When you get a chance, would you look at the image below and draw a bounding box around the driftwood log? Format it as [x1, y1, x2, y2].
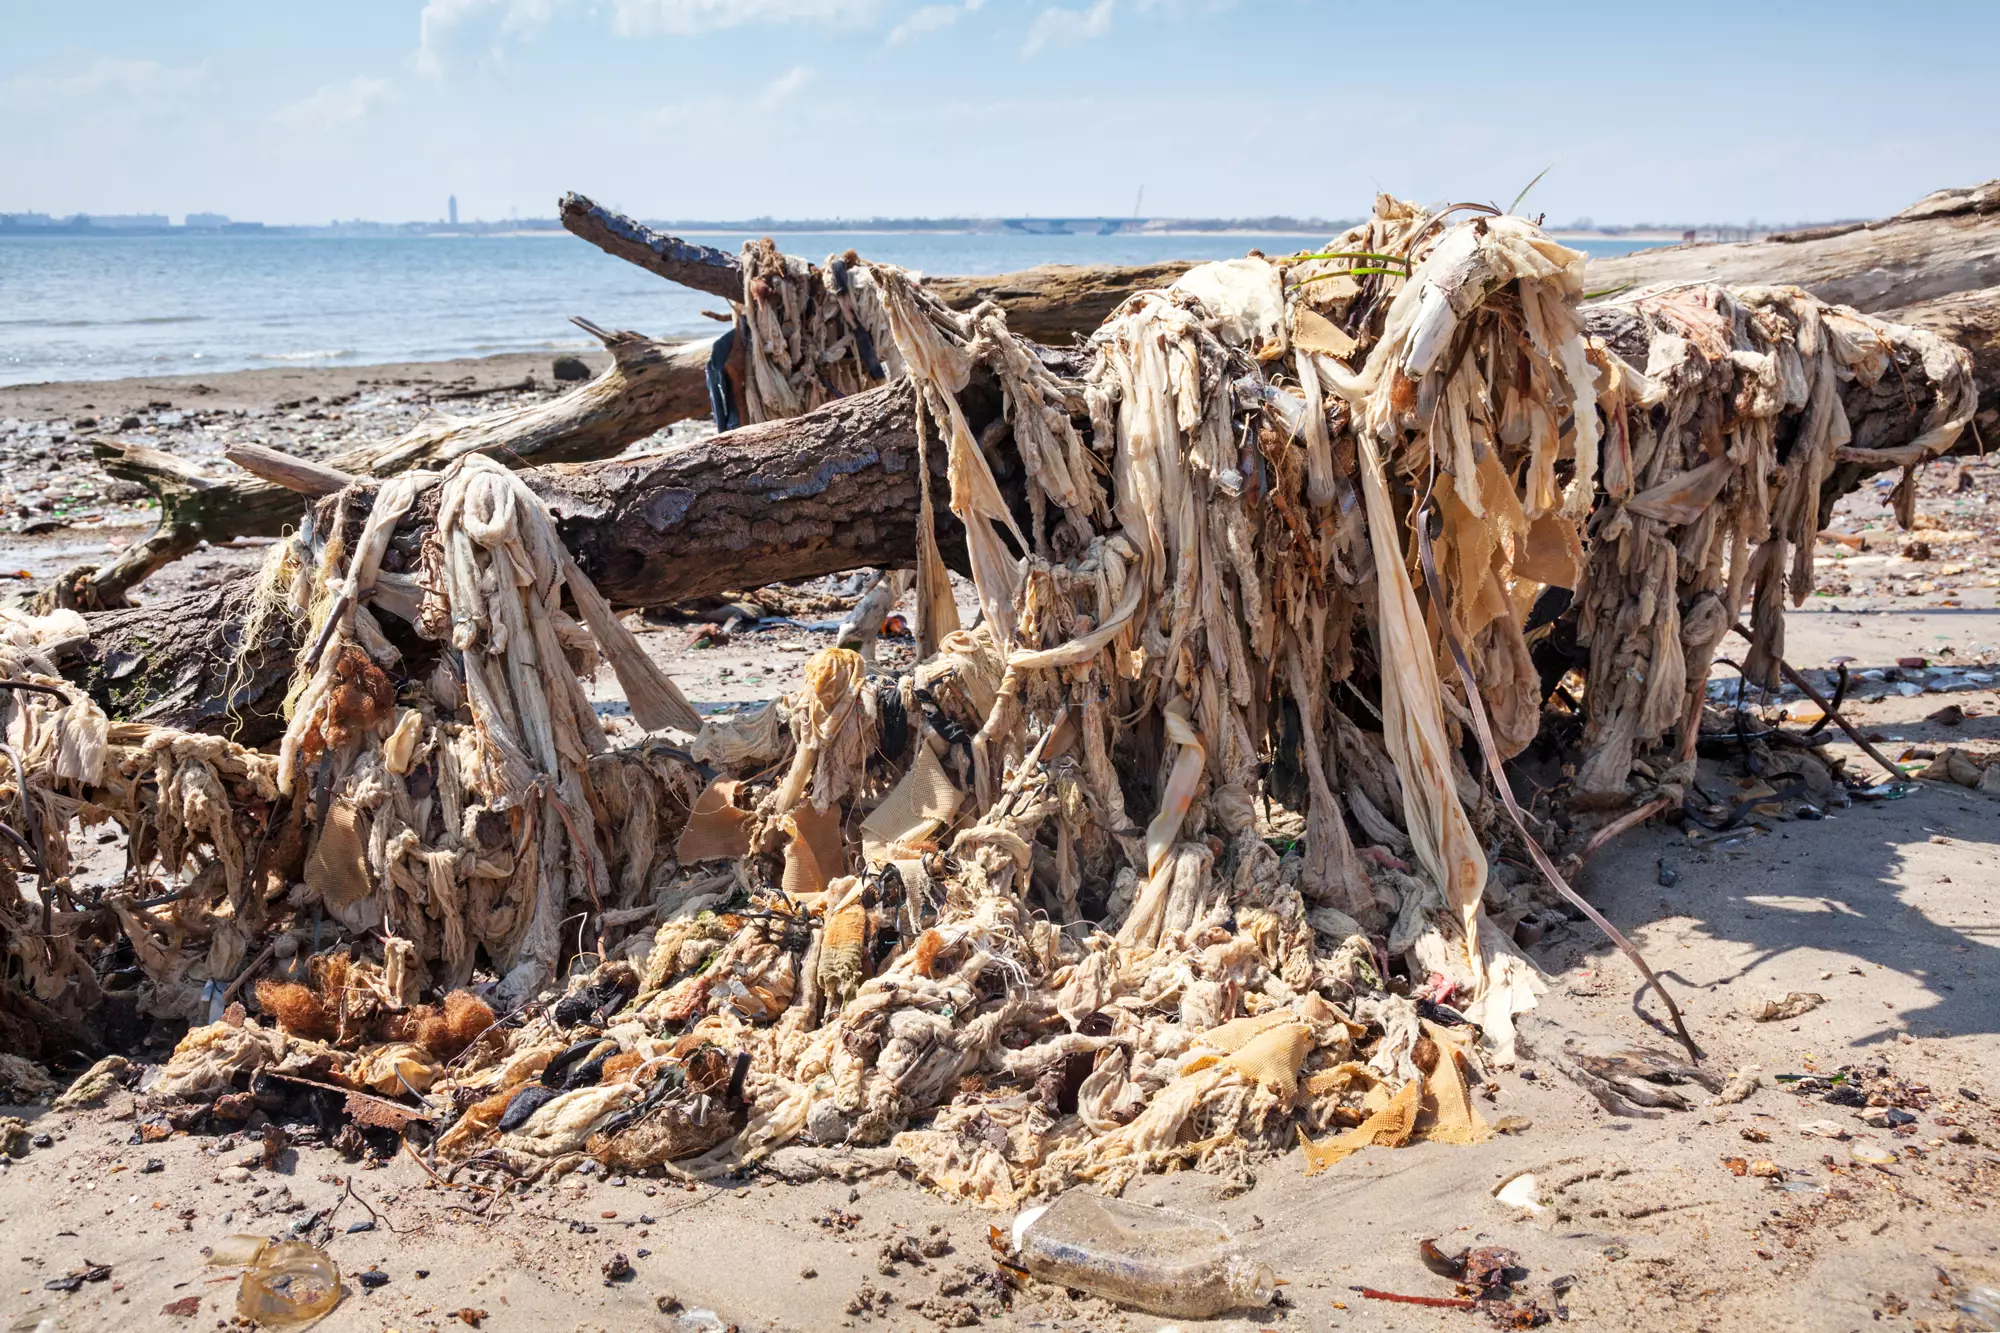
[1588, 179, 2000, 437]
[81, 204, 1195, 608]
[64, 379, 962, 737]
[67, 327, 715, 609]
[63, 180, 2000, 731]
[62, 271, 1969, 740]
[559, 192, 1195, 345]
[94, 182, 2000, 614]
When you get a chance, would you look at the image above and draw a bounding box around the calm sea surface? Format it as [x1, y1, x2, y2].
[0, 231, 1665, 386]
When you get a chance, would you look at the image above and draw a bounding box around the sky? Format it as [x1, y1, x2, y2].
[2, 0, 1995, 228]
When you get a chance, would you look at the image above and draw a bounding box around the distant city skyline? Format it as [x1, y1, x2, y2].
[5, 0, 1993, 228]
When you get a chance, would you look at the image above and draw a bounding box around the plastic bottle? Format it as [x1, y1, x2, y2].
[1010, 1191, 1276, 1318]
[236, 1241, 342, 1325]
[204, 1234, 270, 1267]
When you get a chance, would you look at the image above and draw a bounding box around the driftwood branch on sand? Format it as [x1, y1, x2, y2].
[62, 325, 716, 610]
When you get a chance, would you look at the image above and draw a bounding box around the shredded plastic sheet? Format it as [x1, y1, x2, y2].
[2, 195, 1976, 1209]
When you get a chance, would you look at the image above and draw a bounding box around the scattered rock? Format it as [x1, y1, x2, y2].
[552, 355, 592, 383]
[50, 1054, 132, 1110]
[603, 1252, 634, 1284]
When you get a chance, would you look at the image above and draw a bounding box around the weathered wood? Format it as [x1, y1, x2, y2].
[534, 380, 953, 607]
[559, 193, 742, 300]
[66, 326, 716, 609]
[1588, 180, 2000, 438]
[68, 378, 991, 731]
[1586, 181, 2000, 311]
[560, 192, 1197, 344]
[67, 579, 298, 744]
[924, 262, 1197, 344]
[224, 441, 357, 497]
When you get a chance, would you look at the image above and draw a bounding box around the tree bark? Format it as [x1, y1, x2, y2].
[64, 579, 298, 744]
[65, 328, 716, 609]
[67, 378, 989, 734]
[534, 380, 948, 607]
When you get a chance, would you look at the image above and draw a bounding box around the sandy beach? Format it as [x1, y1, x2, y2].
[2, 415, 1999, 1330]
[0, 349, 600, 423]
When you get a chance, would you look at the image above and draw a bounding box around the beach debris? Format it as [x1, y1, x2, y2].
[0, 190, 1984, 1223]
[49, 1055, 132, 1110]
[1493, 1171, 1545, 1214]
[1742, 992, 1826, 1022]
[206, 1234, 272, 1267]
[0, 1052, 61, 1103]
[1555, 1042, 1723, 1117]
[1008, 1192, 1276, 1317]
[236, 1241, 341, 1325]
[42, 1263, 112, 1293]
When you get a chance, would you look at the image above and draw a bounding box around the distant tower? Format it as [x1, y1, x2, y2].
[448, 194, 459, 226]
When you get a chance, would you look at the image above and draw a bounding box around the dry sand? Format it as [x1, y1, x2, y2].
[2, 366, 1999, 1332]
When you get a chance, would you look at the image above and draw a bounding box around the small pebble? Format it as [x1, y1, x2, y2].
[1656, 860, 1678, 888]
[357, 1269, 390, 1290]
[347, 1220, 375, 1233]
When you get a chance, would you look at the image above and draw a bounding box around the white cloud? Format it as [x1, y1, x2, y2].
[611, 0, 877, 37]
[887, 0, 982, 45]
[759, 66, 815, 108]
[272, 75, 394, 130]
[0, 58, 207, 114]
[1023, 0, 1114, 55]
[417, 0, 559, 73]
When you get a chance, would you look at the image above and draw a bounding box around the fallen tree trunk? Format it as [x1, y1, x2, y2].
[1588, 180, 2000, 437]
[65, 378, 981, 732]
[561, 192, 1194, 344]
[88, 211, 1188, 606]
[65, 326, 715, 610]
[77, 183, 2000, 611]
[69, 258, 1981, 737]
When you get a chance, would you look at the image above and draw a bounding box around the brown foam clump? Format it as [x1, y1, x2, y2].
[254, 980, 337, 1041]
[600, 1051, 646, 1083]
[411, 991, 496, 1061]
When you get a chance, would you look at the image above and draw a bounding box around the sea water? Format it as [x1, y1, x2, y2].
[0, 230, 1664, 386]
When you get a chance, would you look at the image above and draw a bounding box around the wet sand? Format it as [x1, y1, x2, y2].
[0, 350, 597, 423]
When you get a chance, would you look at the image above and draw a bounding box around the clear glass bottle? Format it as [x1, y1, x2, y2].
[1011, 1192, 1276, 1318]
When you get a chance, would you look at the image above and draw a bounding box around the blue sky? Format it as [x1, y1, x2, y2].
[2, 0, 1993, 226]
